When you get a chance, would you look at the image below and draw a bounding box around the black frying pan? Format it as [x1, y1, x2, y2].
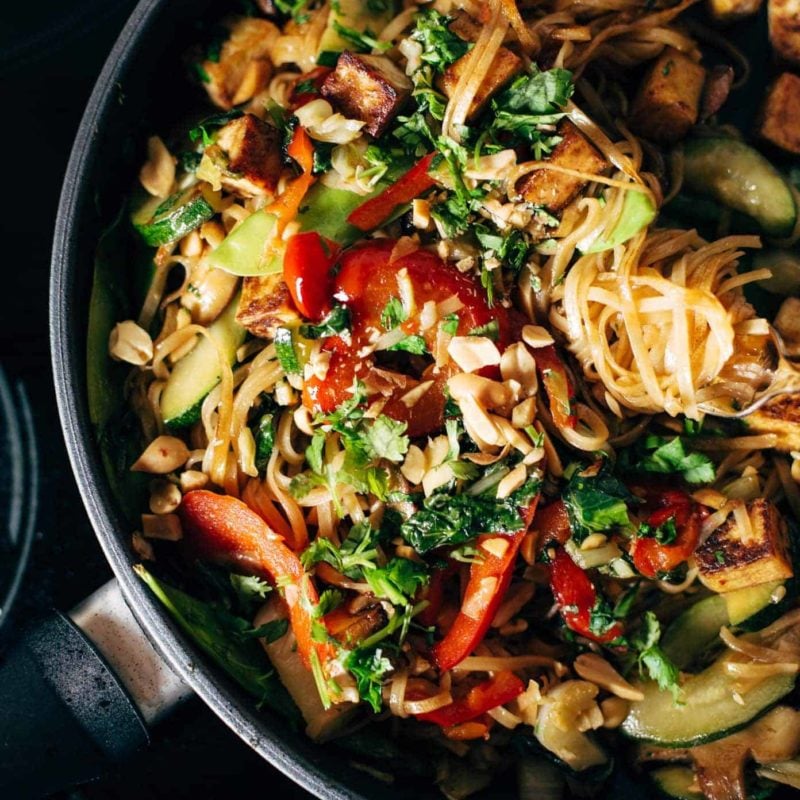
[0, 0, 782, 797]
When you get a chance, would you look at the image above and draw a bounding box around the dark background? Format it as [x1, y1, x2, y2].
[0, 3, 310, 798]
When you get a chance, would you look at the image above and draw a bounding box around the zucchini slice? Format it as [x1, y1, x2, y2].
[650, 766, 703, 800]
[662, 581, 784, 669]
[133, 185, 216, 247]
[683, 138, 797, 238]
[161, 296, 246, 429]
[584, 189, 657, 253]
[316, 0, 396, 65]
[621, 655, 795, 747]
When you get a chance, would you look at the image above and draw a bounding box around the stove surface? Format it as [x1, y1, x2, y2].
[2, 5, 310, 798]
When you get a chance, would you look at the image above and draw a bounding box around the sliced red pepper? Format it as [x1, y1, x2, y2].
[533, 498, 571, 553]
[347, 153, 436, 232]
[431, 497, 539, 671]
[283, 231, 338, 320]
[549, 547, 623, 644]
[535, 344, 576, 430]
[266, 126, 315, 241]
[288, 66, 331, 110]
[415, 671, 525, 727]
[630, 488, 703, 578]
[178, 490, 334, 670]
[417, 561, 459, 627]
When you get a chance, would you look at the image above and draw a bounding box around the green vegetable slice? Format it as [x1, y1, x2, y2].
[621, 654, 795, 747]
[274, 326, 303, 375]
[584, 189, 657, 253]
[682, 137, 797, 238]
[161, 295, 246, 429]
[133, 185, 216, 247]
[649, 766, 703, 800]
[207, 210, 282, 277]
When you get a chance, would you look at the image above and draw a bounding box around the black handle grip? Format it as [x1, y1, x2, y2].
[0, 611, 148, 797]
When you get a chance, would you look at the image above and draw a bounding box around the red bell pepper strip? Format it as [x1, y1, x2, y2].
[535, 344, 576, 430]
[431, 497, 539, 671]
[630, 489, 703, 578]
[533, 498, 571, 553]
[283, 231, 338, 320]
[178, 490, 334, 670]
[416, 561, 459, 628]
[266, 126, 315, 241]
[415, 671, 525, 727]
[347, 153, 436, 232]
[549, 547, 623, 644]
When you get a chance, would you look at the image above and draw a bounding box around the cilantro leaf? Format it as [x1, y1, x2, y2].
[401, 476, 540, 553]
[562, 463, 633, 544]
[189, 109, 244, 146]
[332, 20, 391, 53]
[299, 305, 350, 339]
[621, 435, 715, 485]
[388, 334, 428, 354]
[499, 67, 574, 115]
[637, 516, 678, 545]
[380, 296, 406, 330]
[344, 647, 393, 713]
[246, 618, 289, 643]
[629, 612, 681, 699]
[468, 319, 499, 341]
[230, 574, 272, 606]
[410, 9, 470, 71]
[364, 558, 429, 606]
[365, 416, 410, 463]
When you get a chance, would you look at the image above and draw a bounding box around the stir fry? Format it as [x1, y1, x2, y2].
[95, 0, 800, 797]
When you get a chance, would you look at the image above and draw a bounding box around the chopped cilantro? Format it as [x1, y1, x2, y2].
[299, 305, 350, 339]
[562, 463, 634, 544]
[637, 516, 678, 545]
[246, 618, 289, 643]
[364, 416, 410, 463]
[365, 558, 429, 606]
[621, 435, 715, 485]
[189, 109, 244, 147]
[410, 9, 471, 71]
[274, 0, 310, 23]
[388, 334, 428, 354]
[468, 319, 500, 341]
[475, 226, 530, 274]
[498, 66, 574, 115]
[442, 313, 459, 335]
[332, 20, 391, 53]
[588, 596, 618, 638]
[380, 296, 406, 330]
[343, 646, 393, 713]
[714, 549, 726, 565]
[629, 611, 681, 699]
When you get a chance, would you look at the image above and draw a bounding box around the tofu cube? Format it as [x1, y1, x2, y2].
[758, 73, 800, 154]
[770, 0, 800, 64]
[201, 18, 279, 109]
[321, 51, 412, 138]
[215, 114, 283, 197]
[437, 46, 523, 120]
[236, 274, 300, 338]
[695, 499, 794, 592]
[516, 121, 608, 213]
[745, 393, 800, 451]
[707, 0, 763, 23]
[629, 48, 706, 144]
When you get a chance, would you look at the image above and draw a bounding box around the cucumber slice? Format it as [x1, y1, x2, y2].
[584, 189, 657, 253]
[650, 766, 703, 800]
[133, 185, 216, 247]
[662, 581, 785, 668]
[620, 656, 795, 747]
[317, 0, 396, 64]
[683, 138, 797, 238]
[207, 210, 283, 277]
[535, 682, 610, 772]
[161, 296, 246, 429]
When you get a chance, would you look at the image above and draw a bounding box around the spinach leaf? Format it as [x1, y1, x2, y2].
[562, 463, 633, 544]
[401, 477, 540, 553]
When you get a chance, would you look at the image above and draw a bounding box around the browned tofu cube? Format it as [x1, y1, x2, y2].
[201, 18, 279, 109]
[758, 73, 800, 154]
[214, 114, 283, 197]
[770, 0, 800, 64]
[236, 273, 299, 338]
[515, 121, 608, 213]
[321, 52, 412, 138]
[696, 499, 793, 592]
[437, 46, 523, 120]
[745, 392, 800, 451]
[707, 0, 763, 23]
[629, 48, 706, 144]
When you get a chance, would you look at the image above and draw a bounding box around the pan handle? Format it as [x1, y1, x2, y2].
[0, 580, 192, 797]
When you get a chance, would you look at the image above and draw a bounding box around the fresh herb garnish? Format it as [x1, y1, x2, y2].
[343, 646, 393, 713]
[629, 611, 681, 699]
[637, 516, 678, 545]
[189, 109, 245, 147]
[388, 334, 428, 354]
[380, 296, 406, 330]
[410, 9, 470, 71]
[621, 435, 715, 485]
[299, 305, 351, 339]
[253, 411, 277, 474]
[332, 20, 391, 53]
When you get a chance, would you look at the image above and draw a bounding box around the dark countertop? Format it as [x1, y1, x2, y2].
[1, 5, 310, 798]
